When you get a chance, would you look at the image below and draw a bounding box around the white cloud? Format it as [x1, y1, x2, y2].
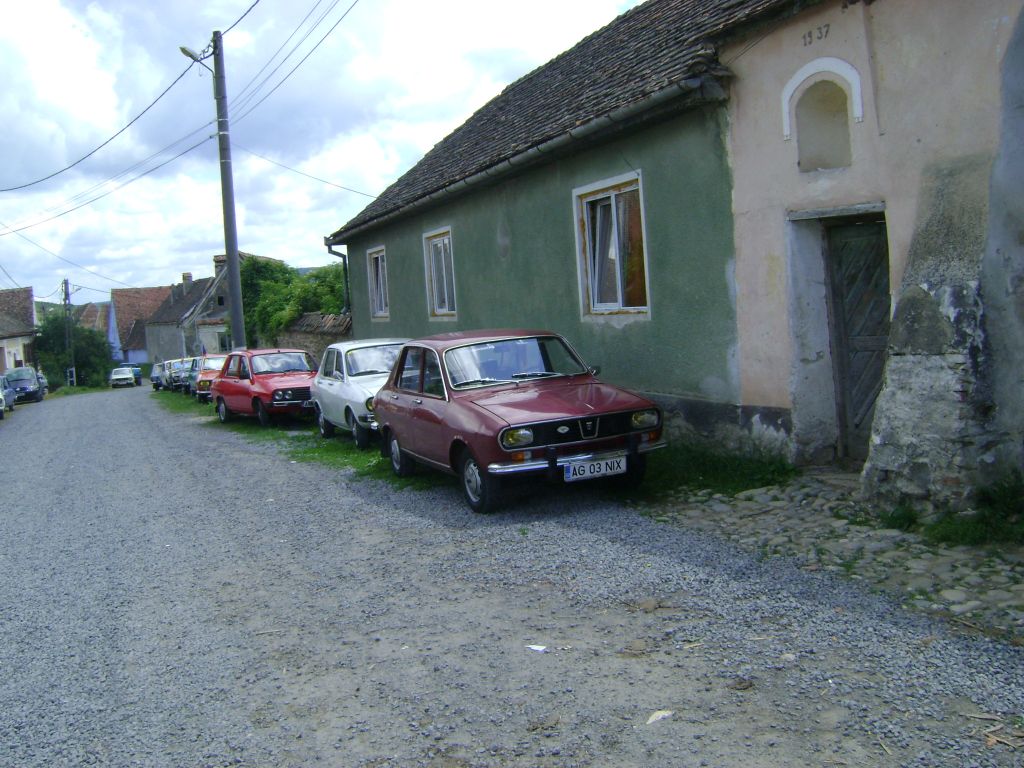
[0, 0, 642, 303]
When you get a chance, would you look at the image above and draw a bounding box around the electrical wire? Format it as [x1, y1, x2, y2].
[0, 217, 135, 288]
[0, 137, 213, 239]
[234, 0, 360, 125]
[223, 0, 261, 36]
[0, 62, 197, 193]
[0, 263, 20, 289]
[234, 143, 376, 197]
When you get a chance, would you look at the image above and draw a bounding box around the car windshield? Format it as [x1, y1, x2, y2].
[251, 352, 314, 374]
[112, 368, 131, 375]
[445, 336, 588, 389]
[7, 368, 35, 382]
[202, 356, 227, 371]
[346, 344, 403, 376]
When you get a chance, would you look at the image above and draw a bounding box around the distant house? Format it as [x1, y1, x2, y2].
[145, 273, 214, 364]
[108, 286, 171, 363]
[74, 302, 110, 336]
[325, 0, 1024, 509]
[0, 287, 37, 371]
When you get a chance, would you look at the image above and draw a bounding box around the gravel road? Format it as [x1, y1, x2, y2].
[1, 387, 1022, 768]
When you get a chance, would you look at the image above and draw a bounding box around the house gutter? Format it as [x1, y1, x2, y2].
[327, 245, 352, 314]
[324, 74, 725, 247]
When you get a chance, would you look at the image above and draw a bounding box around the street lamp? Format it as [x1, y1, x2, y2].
[181, 32, 247, 349]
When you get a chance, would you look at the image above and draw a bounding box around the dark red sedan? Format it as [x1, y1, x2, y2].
[373, 329, 666, 513]
[210, 348, 317, 426]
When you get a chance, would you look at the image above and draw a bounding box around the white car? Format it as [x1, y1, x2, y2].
[110, 367, 136, 388]
[311, 338, 408, 448]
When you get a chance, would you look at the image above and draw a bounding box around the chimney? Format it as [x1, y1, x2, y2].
[182, 272, 193, 287]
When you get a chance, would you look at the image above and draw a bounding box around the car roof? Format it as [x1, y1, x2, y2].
[325, 338, 410, 353]
[404, 329, 558, 351]
[236, 348, 309, 355]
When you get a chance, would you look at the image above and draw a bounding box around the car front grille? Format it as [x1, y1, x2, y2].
[525, 412, 636, 447]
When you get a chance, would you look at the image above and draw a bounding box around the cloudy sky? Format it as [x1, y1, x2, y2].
[0, 0, 642, 305]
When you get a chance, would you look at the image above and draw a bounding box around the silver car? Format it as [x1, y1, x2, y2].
[110, 367, 136, 388]
[311, 339, 408, 448]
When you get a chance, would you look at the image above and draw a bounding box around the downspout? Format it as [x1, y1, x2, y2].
[327, 246, 351, 315]
[327, 74, 723, 245]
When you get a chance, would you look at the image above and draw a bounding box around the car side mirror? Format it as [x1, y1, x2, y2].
[589, 365, 601, 376]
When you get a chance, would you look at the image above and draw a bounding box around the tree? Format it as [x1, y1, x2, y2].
[240, 259, 347, 346]
[34, 312, 116, 388]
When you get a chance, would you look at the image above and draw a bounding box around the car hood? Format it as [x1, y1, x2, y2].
[351, 372, 390, 399]
[466, 378, 652, 425]
[256, 371, 316, 387]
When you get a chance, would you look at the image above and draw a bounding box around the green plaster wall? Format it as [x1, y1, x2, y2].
[344, 107, 738, 401]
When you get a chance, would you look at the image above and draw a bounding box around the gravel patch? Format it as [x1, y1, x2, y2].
[0, 387, 1021, 767]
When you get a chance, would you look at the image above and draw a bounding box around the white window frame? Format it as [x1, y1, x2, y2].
[572, 171, 652, 317]
[367, 246, 389, 320]
[423, 227, 457, 320]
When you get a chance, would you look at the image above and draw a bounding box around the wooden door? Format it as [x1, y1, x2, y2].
[825, 220, 891, 462]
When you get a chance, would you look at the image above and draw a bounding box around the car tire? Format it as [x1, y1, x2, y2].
[217, 398, 232, 423]
[317, 407, 335, 438]
[389, 434, 415, 477]
[36, 390, 43, 402]
[346, 409, 370, 450]
[0, 406, 4, 420]
[460, 449, 497, 514]
[254, 399, 271, 427]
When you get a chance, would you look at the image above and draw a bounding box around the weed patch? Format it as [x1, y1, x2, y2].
[923, 471, 1024, 546]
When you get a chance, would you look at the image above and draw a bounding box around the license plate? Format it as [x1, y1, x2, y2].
[563, 456, 626, 482]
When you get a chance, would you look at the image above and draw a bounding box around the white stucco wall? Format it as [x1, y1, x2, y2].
[724, 0, 1022, 415]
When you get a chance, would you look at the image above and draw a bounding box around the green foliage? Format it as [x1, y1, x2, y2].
[629, 443, 797, 501]
[34, 312, 115, 388]
[924, 471, 1024, 546]
[240, 259, 347, 346]
[878, 503, 920, 532]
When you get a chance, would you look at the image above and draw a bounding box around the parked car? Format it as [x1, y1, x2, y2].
[0, 374, 16, 412]
[7, 366, 43, 403]
[124, 364, 142, 386]
[311, 338, 408, 448]
[210, 348, 317, 426]
[36, 370, 49, 393]
[151, 362, 165, 390]
[373, 330, 666, 513]
[170, 358, 194, 391]
[192, 354, 228, 402]
[110, 367, 136, 387]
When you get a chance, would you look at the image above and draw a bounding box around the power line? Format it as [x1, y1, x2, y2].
[223, 0, 261, 36]
[0, 217, 134, 287]
[0, 137, 212, 239]
[234, 0, 360, 125]
[234, 143, 376, 197]
[0, 63, 197, 193]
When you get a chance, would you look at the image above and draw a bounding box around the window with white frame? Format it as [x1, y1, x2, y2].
[367, 247, 389, 318]
[424, 229, 456, 317]
[574, 173, 649, 313]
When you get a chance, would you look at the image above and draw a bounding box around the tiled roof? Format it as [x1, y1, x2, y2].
[0, 311, 33, 340]
[287, 312, 352, 336]
[123, 318, 148, 351]
[148, 277, 214, 324]
[0, 287, 35, 328]
[111, 286, 172, 345]
[74, 302, 109, 333]
[329, 0, 818, 241]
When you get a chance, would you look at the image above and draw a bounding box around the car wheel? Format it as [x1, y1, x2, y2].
[217, 398, 232, 423]
[346, 409, 370, 449]
[460, 449, 497, 514]
[389, 434, 415, 477]
[0, 407, 4, 420]
[317, 407, 335, 438]
[254, 399, 271, 427]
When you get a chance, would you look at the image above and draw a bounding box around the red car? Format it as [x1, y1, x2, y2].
[374, 329, 666, 513]
[210, 348, 317, 426]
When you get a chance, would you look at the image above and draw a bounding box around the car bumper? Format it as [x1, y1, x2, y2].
[486, 437, 667, 476]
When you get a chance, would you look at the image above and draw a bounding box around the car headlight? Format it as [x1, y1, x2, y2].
[274, 390, 292, 401]
[365, 397, 374, 413]
[500, 427, 534, 449]
[631, 409, 659, 429]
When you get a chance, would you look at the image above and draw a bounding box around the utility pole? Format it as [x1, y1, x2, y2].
[183, 32, 247, 349]
[62, 278, 76, 387]
[211, 30, 247, 349]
